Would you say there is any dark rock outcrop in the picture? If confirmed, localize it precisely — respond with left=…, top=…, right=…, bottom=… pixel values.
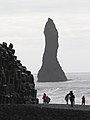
left=38, top=18, right=67, bottom=82
left=0, top=42, right=37, bottom=104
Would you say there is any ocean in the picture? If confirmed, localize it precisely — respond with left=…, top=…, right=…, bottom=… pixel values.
left=35, top=72, right=90, bottom=105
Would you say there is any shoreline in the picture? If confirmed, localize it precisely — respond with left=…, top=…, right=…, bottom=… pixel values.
left=0, top=104, right=90, bottom=120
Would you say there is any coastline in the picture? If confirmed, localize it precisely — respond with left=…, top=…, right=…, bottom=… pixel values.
left=0, top=104, right=90, bottom=120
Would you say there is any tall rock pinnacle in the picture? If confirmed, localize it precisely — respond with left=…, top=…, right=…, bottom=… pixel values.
left=37, top=18, right=67, bottom=82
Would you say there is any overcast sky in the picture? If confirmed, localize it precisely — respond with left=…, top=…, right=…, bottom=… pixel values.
left=0, top=0, right=90, bottom=74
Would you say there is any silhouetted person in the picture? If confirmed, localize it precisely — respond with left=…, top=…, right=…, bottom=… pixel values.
left=65, top=93, right=70, bottom=104
left=69, top=91, right=75, bottom=107
left=82, top=96, right=85, bottom=105
left=46, top=96, right=51, bottom=104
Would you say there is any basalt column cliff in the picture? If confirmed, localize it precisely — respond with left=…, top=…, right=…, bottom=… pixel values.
left=38, top=18, right=67, bottom=82
left=0, top=42, right=38, bottom=104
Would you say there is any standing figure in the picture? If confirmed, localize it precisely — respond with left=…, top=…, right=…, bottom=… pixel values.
left=82, top=96, right=85, bottom=105
left=42, top=93, right=47, bottom=104
left=46, top=96, right=51, bottom=104
left=69, top=91, right=75, bottom=107
left=65, top=93, right=70, bottom=104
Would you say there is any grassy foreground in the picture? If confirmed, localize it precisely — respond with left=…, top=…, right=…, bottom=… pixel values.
left=0, top=104, right=90, bottom=120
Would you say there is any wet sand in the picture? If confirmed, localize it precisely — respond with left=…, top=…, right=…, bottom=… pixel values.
left=0, top=104, right=90, bottom=120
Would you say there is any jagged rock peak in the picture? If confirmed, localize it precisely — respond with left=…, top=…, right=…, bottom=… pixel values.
left=44, top=18, right=58, bottom=36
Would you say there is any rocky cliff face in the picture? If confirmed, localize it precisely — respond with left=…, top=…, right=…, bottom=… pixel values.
left=38, top=18, right=67, bottom=82
left=0, top=42, right=37, bottom=104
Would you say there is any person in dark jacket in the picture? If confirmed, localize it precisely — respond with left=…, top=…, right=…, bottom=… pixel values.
left=65, top=93, right=70, bottom=104
left=82, top=96, right=85, bottom=105
left=69, top=91, right=75, bottom=107
left=46, top=96, right=51, bottom=104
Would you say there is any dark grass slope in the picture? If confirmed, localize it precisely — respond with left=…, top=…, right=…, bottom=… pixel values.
left=0, top=104, right=90, bottom=120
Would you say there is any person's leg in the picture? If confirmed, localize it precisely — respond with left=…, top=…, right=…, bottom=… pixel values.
left=84, top=101, right=85, bottom=105
left=82, top=101, right=83, bottom=105
left=71, top=100, right=73, bottom=107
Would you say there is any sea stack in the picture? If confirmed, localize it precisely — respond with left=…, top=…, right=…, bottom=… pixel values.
left=38, top=18, right=67, bottom=82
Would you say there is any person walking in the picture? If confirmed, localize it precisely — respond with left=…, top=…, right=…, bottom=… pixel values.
left=65, top=93, right=70, bottom=104
left=69, top=91, right=75, bottom=107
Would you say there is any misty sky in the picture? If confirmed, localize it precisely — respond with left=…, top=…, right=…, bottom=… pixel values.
left=0, top=0, right=90, bottom=74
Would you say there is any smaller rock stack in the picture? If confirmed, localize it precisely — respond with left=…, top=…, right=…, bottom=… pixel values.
left=0, top=42, right=37, bottom=104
